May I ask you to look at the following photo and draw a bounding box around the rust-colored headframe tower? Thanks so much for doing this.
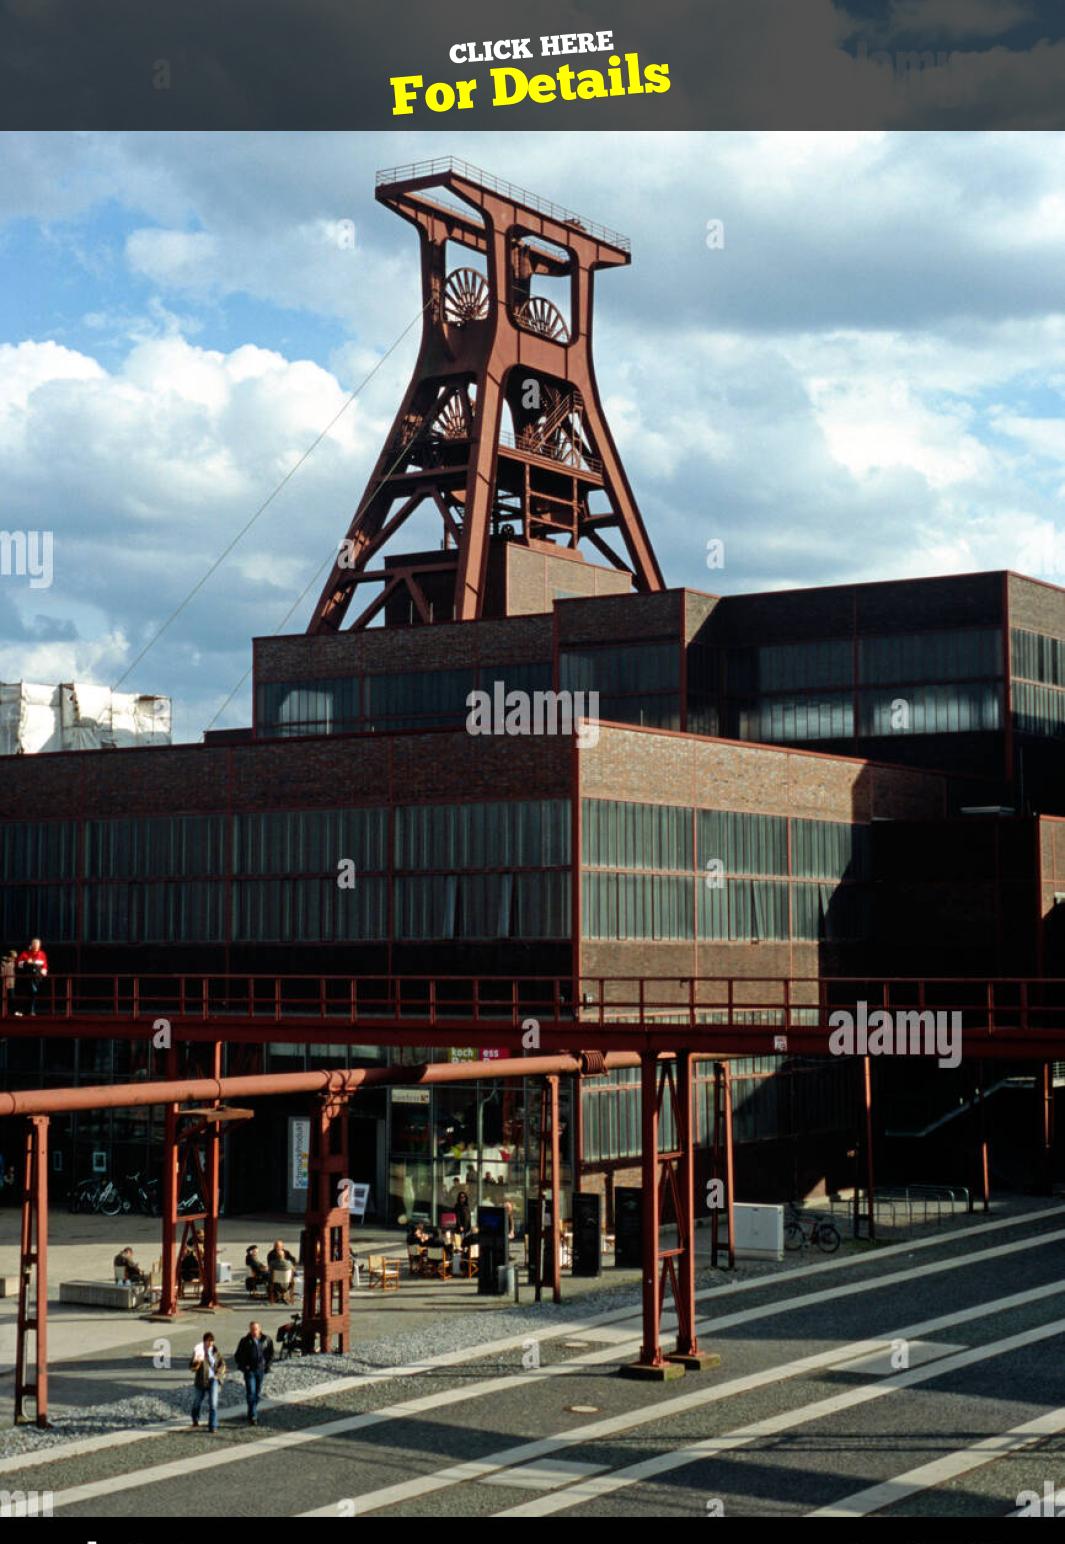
[307,157,664,633]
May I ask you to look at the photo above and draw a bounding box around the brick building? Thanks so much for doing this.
[3,558,1064,1216]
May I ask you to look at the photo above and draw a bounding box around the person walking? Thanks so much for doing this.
[234,1319,274,1426]
[453,1190,473,1233]
[15,937,48,1016]
[189,1331,226,1433]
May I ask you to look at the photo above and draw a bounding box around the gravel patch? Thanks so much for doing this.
[0,1259,782,1462]
[1,1201,1021,1463]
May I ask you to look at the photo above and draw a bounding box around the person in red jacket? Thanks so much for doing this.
[15,938,47,1017]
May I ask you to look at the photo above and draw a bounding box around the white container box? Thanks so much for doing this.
[730,1203,784,1260]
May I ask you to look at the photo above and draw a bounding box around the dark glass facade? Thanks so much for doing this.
[724,626,1004,746]
[581,799,870,943]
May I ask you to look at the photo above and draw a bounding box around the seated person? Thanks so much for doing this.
[267,1238,297,1272]
[406,1221,431,1246]
[245,1244,269,1283]
[113,1246,145,1284]
[179,1244,201,1282]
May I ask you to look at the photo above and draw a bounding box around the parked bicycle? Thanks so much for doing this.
[784,1204,841,1254]
[276,1312,303,1360]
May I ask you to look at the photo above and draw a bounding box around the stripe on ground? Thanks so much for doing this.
[810,1406,1065,1516]
[5,1201,1060,1480]
[495,1318,1065,1516]
[299,1274,1065,1516]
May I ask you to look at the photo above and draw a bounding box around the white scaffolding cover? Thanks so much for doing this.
[0,681,171,755]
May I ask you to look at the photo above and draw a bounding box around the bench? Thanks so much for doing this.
[60,1279,147,1310]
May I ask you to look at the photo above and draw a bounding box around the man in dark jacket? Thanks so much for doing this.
[233,1319,274,1425]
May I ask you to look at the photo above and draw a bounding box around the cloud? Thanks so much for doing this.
[885,1,1034,40]
[3,129,1065,735]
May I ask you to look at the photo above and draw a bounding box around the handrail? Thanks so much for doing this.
[375,157,632,253]
[4,973,1065,1033]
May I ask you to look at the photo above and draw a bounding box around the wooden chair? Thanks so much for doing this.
[142,1256,163,1307]
[367,1254,400,1292]
[461,1243,479,1280]
[425,1245,450,1280]
[407,1245,428,1278]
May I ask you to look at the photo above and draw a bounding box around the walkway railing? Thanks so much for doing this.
[4,974,1065,1039]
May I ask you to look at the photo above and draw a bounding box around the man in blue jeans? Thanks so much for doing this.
[234,1319,274,1426]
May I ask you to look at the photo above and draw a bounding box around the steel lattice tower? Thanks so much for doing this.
[307,157,664,633]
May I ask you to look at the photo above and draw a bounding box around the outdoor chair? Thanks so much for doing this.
[367,1254,400,1291]
[426,1245,450,1281]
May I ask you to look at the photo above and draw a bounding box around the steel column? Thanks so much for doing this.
[548,1075,562,1305]
[637,1051,664,1372]
[533,1075,562,1305]
[1040,1060,1055,1194]
[158,1047,180,1318]
[863,1056,876,1241]
[672,1052,699,1362]
[14,1116,49,1427]
[625,1053,719,1380]
[199,1043,223,1310]
[710,1061,736,1271]
[301,1093,350,1353]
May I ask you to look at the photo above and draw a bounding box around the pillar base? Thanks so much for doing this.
[667,1350,721,1372]
[619,1359,686,1382]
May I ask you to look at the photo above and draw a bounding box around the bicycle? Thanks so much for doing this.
[784,1204,841,1255]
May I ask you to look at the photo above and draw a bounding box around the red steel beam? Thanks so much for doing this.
[14,1115,49,1427]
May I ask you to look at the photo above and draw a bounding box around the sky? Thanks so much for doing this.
[1,128,1065,742]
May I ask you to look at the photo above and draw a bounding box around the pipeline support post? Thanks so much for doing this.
[710,1061,735,1270]
[623,1052,719,1381]
[302,1092,351,1353]
[14,1115,49,1427]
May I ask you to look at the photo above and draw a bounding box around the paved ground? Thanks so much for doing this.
[1,1197,1064,1522]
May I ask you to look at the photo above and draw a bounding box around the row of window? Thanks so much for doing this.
[726,627,1003,694]
[257,644,681,740]
[1,802,571,883]
[4,872,571,943]
[1011,628,1065,688]
[582,802,870,881]
[257,664,554,738]
[1013,681,1065,740]
[734,682,1003,743]
[581,875,869,942]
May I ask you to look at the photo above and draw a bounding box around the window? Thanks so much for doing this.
[256,677,360,738]
[697,810,787,876]
[860,628,1002,685]
[365,668,475,729]
[582,801,691,871]
[858,683,1002,736]
[561,640,679,695]
[736,693,853,743]
[728,639,852,694]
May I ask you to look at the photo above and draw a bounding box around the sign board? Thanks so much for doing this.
[338,1179,372,1221]
[391,1087,431,1104]
[290,1118,310,1191]
[92,1150,107,1174]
